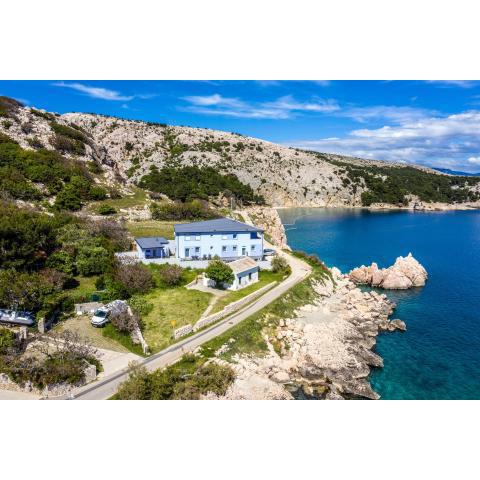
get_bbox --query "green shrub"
[205,259,234,287]
[150,199,218,221]
[55,185,83,210]
[115,355,235,399]
[270,255,289,273]
[97,204,116,215]
[76,246,111,276]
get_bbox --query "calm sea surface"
[278,208,480,399]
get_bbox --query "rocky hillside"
[2,96,480,208]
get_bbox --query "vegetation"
[126,220,175,240]
[150,199,218,221]
[49,121,89,156]
[157,264,184,286]
[270,254,290,273]
[0,96,22,119]
[138,165,264,204]
[205,259,234,287]
[320,155,480,206]
[0,133,104,209]
[114,354,235,399]
[97,204,117,215]
[0,331,101,390]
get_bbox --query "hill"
[1,96,480,209]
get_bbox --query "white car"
[91,307,110,327]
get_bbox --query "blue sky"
[2,80,480,172]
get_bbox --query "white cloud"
[468,156,480,165]
[180,93,339,119]
[340,105,434,124]
[426,80,478,89]
[290,110,480,172]
[52,82,156,102]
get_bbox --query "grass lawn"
[87,186,147,212]
[141,286,212,352]
[126,220,177,240]
[210,269,286,314]
[68,275,100,302]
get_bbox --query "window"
[222,246,227,253]
[195,235,201,241]
[233,234,238,239]
[251,245,256,250]
[233,245,237,251]
[195,247,200,253]
[185,236,191,241]
[222,235,228,240]
[185,248,190,257]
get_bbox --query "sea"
[278,208,480,399]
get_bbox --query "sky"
[2,80,480,172]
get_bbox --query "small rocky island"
[348,253,428,289]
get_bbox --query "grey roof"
[135,237,169,248]
[174,217,264,234]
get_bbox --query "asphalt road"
[70,250,311,400]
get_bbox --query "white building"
[203,256,260,290]
[174,217,264,261]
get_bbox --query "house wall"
[136,243,169,259]
[175,231,263,261]
[203,266,259,291]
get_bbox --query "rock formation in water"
[348,253,428,290]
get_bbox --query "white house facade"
[203,256,259,290]
[174,218,264,261]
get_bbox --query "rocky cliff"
[1,98,479,209]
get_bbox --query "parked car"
[91,307,110,327]
[0,309,35,327]
[263,248,276,256]
[90,300,129,328]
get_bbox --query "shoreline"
[274,202,480,212]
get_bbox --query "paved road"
[71,250,311,400]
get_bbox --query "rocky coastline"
[208,266,406,400]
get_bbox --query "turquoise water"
[278,208,480,399]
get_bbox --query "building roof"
[228,256,259,274]
[135,237,169,249]
[174,217,263,234]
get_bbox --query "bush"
[0,204,60,271]
[0,327,20,355]
[110,310,141,334]
[128,295,154,316]
[54,185,82,211]
[97,204,116,215]
[115,356,235,400]
[205,259,234,287]
[76,246,111,276]
[113,259,153,295]
[46,250,76,275]
[150,199,218,221]
[158,264,184,286]
[270,255,289,273]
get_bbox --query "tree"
[76,246,111,276]
[0,203,59,271]
[271,255,289,273]
[113,259,153,295]
[54,185,82,211]
[158,264,184,286]
[46,250,76,275]
[205,259,234,287]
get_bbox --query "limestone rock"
[348,253,427,290]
